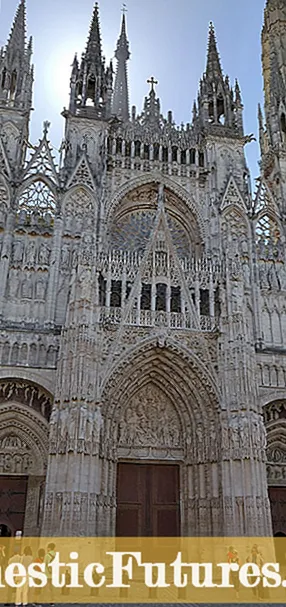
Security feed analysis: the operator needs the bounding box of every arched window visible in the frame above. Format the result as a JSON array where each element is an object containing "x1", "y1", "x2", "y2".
[
  {"x1": 162, "y1": 147, "x2": 168, "y2": 162},
  {"x1": 110, "y1": 280, "x2": 122, "y2": 307},
  {"x1": 190, "y1": 148, "x2": 196, "y2": 164},
  {"x1": 281, "y1": 113, "x2": 286, "y2": 141},
  {"x1": 9, "y1": 70, "x2": 17, "y2": 100},
  {"x1": 208, "y1": 99, "x2": 214, "y2": 122},
  {"x1": 86, "y1": 75, "x2": 95, "y2": 104},
  {"x1": 144, "y1": 144, "x2": 149, "y2": 160},
  {"x1": 134, "y1": 140, "x2": 141, "y2": 157},
  {"x1": 107, "y1": 137, "x2": 112, "y2": 154},
  {"x1": 125, "y1": 141, "x2": 131, "y2": 157},
  {"x1": 1, "y1": 68, "x2": 6, "y2": 89},
  {"x1": 217, "y1": 93, "x2": 225, "y2": 124},
  {"x1": 116, "y1": 138, "x2": 122, "y2": 154},
  {"x1": 153, "y1": 143, "x2": 159, "y2": 161},
  {"x1": 172, "y1": 146, "x2": 178, "y2": 162},
  {"x1": 199, "y1": 151, "x2": 205, "y2": 167},
  {"x1": 18, "y1": 180, "x2": 56, "y2": 218},
  {"x1": 256, "y1": 214, "x2": 280, "y2": 244}
]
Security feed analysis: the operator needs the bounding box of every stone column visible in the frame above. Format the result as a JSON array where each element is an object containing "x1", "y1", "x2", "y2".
[
  {"x1": 221, "y1": 409, "x2": 273, "y2": 536},
  {"x1": 0, "y1": 212, "x2": 14, "y2": 318},
  {"x1": 42, "y1": 401, "x2": 103, "y2": 536},
  {"x1": 45, "y1": 217, "x2": 63, "y2": 326},
  {"x1": 24, "y1": 476, "x2": 46, "y2": 536}
]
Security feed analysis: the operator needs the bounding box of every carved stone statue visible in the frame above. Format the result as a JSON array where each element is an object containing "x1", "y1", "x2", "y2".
[
  {"x1": 25, "y1": 241, "x2": 37, "y2": 265},
  {"x1": 12, "y1": 240, "x2": 24, "y2": 263},
  {"x1": 38, "y1": 242, "x2": 51, "y2": 265}
]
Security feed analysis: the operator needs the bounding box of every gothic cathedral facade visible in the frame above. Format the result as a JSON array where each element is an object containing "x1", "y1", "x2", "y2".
[{"x1": 0, "y1": 0, "x2": 285, "y2": 537}]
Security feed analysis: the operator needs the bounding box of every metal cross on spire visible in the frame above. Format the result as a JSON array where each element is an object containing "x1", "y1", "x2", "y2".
[
  {"x1": 147, "y1": 76, "x2": 158, "y2": 93},
  {"x1": 122, "y1": 3, "x2": 127, "y2": 14}
]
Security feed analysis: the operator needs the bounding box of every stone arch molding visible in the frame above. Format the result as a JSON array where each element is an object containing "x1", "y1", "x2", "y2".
[
  {"x1": 101, "y1": 338, "x2": 220, "y2": 464},
  {"x1": 0, "y1": 402, "x2": 49, "y2": 476},
  {"x1": 263, "y1": 398, "x2": 286, "y2": 487},
  {"x1": 105, "y1": 173, "x2": 206, "y2": 241}
]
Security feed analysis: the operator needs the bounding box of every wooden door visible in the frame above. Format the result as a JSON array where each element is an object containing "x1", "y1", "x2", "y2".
[
  {"x1": 269, "y1": 486, "x2": 286, "y2": 535},
  {"x1": 0, "y1": 476, "x2": 28, "y2": 535},
  {"x1": 116, "y1": 463, "x2": 180, "y2": 537}
]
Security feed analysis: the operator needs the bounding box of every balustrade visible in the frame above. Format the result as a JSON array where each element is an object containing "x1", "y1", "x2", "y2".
[{"x1": 98, "y1": 306, "x2": 216, "y2": 331}]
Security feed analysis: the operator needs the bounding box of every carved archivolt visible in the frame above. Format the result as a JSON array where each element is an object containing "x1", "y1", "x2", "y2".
[
  {"x1": 0, "y1": 379, "x2": 52, "y2": 421},
  {"x1": 263, "y1": 400, "x2": 286, "y2": 486},
  {"x1": 0, "y1": 402, "x2": 49, "y2": 476},
  {"x1": 106, "y1": 174, "x2": 206, "y2": 241},
  {"x1": 101, "y1": 339, "x2": 220, "y2": 463}
]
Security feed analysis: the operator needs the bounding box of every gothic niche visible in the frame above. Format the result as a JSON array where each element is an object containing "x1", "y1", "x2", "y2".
[
  {"x1": 117, "y1": 384, "x2": 182, "y2": 456},
  {"x1": 263, "y1": 400, "x2": 286, "y2": 486},
  {"x1": 0, "y1": 435, "x2": 33, "y2": 475}
]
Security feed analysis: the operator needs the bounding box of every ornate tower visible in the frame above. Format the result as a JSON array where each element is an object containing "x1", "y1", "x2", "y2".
[
  {"x1": 0, "y1": 0, "x2": 33, "y2": 172},
  {"x1": 260, "y1": 0, "x2": 286, "y2": 209},
  {"x1": 62, "y1": 2, "x2": 113, "y2": 178},
  {"x1": 198, "y1": 23, "x2": 273, "y2": 535},
  {"x1": 112, "y1": 10, "x2": 130, "y2": 121},
  {"x1": 197, "y1": 23, "x2": 244, "y2": 137}
]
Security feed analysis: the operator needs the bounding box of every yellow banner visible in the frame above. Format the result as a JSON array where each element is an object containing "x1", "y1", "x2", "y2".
[{"x1": 0, "y1": 537, "x2": 285, "y2": 603}]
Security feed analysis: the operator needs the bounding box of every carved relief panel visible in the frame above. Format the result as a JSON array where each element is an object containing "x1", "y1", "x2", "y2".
[{"x1": 117, "y1": 383, "x2": 183, "y2": 459}]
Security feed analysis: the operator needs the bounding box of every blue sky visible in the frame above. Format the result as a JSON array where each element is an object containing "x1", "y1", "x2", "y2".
[{"x1": 0, "y1": 0, "x2": 266, "y2": 183}]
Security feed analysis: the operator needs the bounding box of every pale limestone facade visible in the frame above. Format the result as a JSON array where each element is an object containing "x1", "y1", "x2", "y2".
[{"x1": 0, "y1": 0, "x2": 285, "y2": 537}]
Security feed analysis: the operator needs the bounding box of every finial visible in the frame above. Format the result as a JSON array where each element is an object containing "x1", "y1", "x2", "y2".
[
  {"x1": 43, "y1": 121, "x2": 51, "y2": 137},
  {"x1": 122, "y1": 3, "x2": 127, "y2": 15},
  {"x1": 147, "y1": 76, "x2": 158, "y2": 93},
  {"x1": 206, "y1": 21, "x2": 223, "y2": 79}
]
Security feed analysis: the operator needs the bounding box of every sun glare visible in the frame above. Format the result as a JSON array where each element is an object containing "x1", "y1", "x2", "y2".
[{"x1": 44, "y1": 44, "x2": 76, "y2": 111}]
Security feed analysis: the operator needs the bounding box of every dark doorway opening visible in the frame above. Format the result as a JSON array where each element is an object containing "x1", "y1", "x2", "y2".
[
  {"x1": 0, "y1": 524, "x2": 11, "y2": 537},
  {"x1": 0, "y1": 476, "x2": 28, "y2": 536},
  {"x1": 116, "y1": 462, "x2": 180, "y2": 537}
]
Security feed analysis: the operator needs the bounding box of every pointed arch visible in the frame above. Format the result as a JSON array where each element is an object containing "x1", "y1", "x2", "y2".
[
  {"x1": 221, "y1": 205, "x2": 250, "y2": 247},
  {"x1": 1, "y1": 121, "x2": 20, "y2": 162},
  {"x1": 272, "y1": 308, "x2": 282, "y2": 345},
  {"x1": 256, "y1": 212, "x2": 281, "y2": 245},
  {"x1": 17, "y1": 177, "x2": 57, "y2": 218},
  {"x1": 105, "y1": 176, "x2": 205, "y2": 257},
  {"x1": 62, "y1": 185, "x2": 96, "y2": 218},
  {"x1": 0, "y1": 174, "x2": 10, "y2": 225},
  {"x1": 262, "y1": 306, "x2": 272, "y2": 344},
  {"x1": 106, "y1": 173, "x2": 206, "y2": 241},
  {"x1": 101, "y1": 337, "x2": 220, "y2": 462}
]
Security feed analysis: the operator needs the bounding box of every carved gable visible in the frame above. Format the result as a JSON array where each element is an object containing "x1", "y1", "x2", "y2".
[
  {"x1": 221, "y1": 175, "x2": 247, "y2": 212},
  {"x1": 66, "y1": 154, "x2": 95, "y2": 191}
]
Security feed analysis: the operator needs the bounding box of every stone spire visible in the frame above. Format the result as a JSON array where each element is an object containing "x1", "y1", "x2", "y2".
[
  {"x1": 68, "y1": 2, "x2": 113, "y2": 119},
  {"x1": 85, "y1": 2, "x2": 102, "y2": 64},
  {"x1": 196, "y1": 22, "x2": 243, "y2": 135},
  {"x1": 0, "y1": 0, "x2": 33, "y2": 111},
  {"x1": 6, "y1": 0, "x2": 26, "y2": 61},
  {"x1": 261, "y1": 0, "x2": 286, "y2": 149},
  {"x1": 112, "y1": 10, "x2": 130, "y2": 121},
  {"x1": 205, "y1": 22, "x2": 223, "y2": 81}
]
